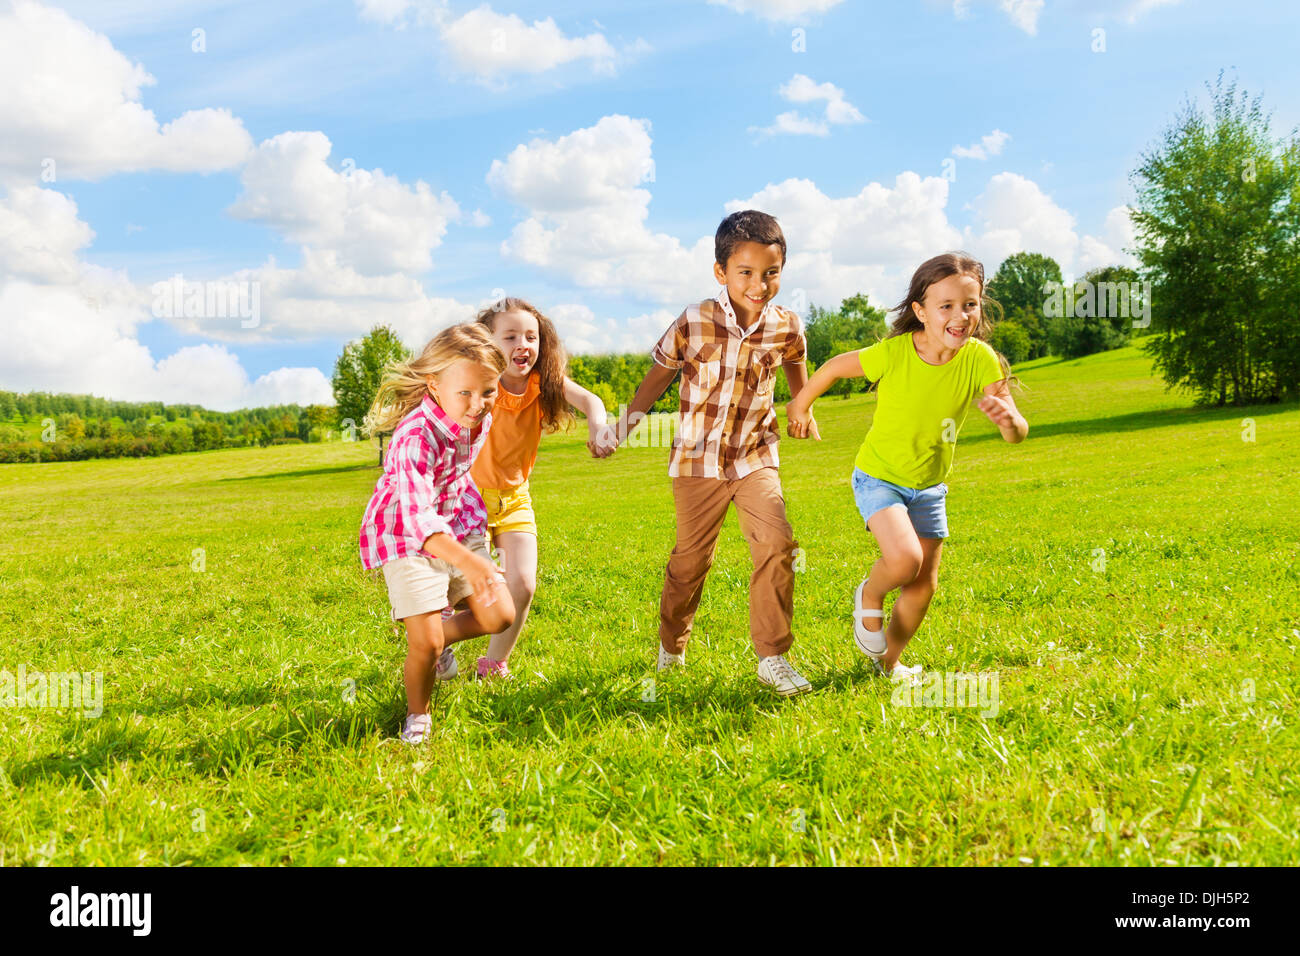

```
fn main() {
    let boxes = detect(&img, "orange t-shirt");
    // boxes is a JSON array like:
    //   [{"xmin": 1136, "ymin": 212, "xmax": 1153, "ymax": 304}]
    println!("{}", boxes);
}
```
[{"xmin": 471, "ymin": 372, "xmax": 543, "ymax": 491}]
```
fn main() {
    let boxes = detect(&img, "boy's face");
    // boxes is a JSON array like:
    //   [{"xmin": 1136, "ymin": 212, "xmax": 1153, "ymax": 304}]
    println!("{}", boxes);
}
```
[
  {"xmin": 713, "ymin": 241, "xmax": 784, "ymax": 322},
  {"xmin": 426, "ymin": 359, "xmax": 500, "ymax": 430}
]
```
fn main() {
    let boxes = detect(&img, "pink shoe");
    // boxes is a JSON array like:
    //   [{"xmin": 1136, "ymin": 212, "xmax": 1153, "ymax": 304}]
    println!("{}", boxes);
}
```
[{"xmin": 475, "ymin": 657, "xmax": 512, "ymax": 680}]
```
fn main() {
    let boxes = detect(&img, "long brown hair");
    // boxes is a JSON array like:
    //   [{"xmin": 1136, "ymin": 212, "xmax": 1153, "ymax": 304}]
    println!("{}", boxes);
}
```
[
  {"xmin": 475, "ymin": 297, "xmax": 575, "ymax": 434},
  {"xmin": 889, "ymin": 251, "xmax": 1013, "ymax": 382},
  {"xmin": 363, "ymin": 323, "xmax": 506, "ymax": 437}
]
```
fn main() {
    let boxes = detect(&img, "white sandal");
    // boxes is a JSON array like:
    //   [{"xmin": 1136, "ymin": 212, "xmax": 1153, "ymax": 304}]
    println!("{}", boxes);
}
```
[{"xmin": 853, "ymin": 580, "xmax": 887, "ymax": 659}]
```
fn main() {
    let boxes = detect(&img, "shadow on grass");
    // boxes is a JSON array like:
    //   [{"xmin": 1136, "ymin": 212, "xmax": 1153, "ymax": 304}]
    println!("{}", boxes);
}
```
[
  {"xmin": 963, "ymin": 400, "xmax": 1297, "ymax": 447},
  {"xmin": 217, "ymin": 463, "xmax": 377, "ymax": 483},
  {"xmin": 7, "ymin": 686, "xmax": 395, "ymax": 788},
  {"xmin": 9, "ymin": 654, "xmax": 896, "ymax": 786}
]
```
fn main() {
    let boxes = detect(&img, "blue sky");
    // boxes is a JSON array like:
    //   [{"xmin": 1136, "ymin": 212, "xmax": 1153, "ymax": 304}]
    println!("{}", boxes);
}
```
[{"xmin": 2, "ymin": 0, "xmax": 1297, "ymax": 409}]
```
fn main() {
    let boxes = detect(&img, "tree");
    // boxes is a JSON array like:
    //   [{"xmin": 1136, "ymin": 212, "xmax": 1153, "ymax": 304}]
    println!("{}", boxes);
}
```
[
  {"xmin": 990, "ymin": 320, "xmax": 1031, "ymax": 365},
  {"xmin": 986, "ymin": 252, "xmax": 1063, "ymax": 359},
  {"xmin": 333, "ymin": 325, "xmax": 412, "ymax": 463},
  {"xmin": 1046, "ymin": 266, "xmax": 1138, "ymax": 359},
  {"xmin": 1131, "ymin": 75, "xmax": 1300, "ymax": 405},
  {"xmin": 804, "ymin": 294, "xmax": 888, "ymax": 368}
]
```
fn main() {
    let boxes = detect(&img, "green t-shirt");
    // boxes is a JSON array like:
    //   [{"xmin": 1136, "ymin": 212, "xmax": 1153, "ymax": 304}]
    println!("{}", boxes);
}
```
[{"xmin": 854, "ymin": 334, "xmax": 1005, "ymax": 489}]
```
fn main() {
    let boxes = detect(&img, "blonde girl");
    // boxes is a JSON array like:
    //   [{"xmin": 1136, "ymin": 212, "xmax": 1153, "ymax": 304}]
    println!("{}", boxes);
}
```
[
  {"xmin": 359, "ymin": 323, "xmax": 515, "ymax": 743},
  {"xmin": 462, "ymin": 297, "xmax": 610, "ymax": 679},
  {"xmin": 787, "ymin": 252, "xmax": 1028, "ymax": 681}
]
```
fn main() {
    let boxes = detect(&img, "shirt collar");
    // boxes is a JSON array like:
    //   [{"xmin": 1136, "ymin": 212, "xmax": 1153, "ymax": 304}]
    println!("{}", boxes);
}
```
[
  {"xmin": 714, "ymin": 286, "xmax": 773, "ymax": 337},
  {"xmin": 422, "ymin": 393, "xmax": 463, "ymax": 440}
]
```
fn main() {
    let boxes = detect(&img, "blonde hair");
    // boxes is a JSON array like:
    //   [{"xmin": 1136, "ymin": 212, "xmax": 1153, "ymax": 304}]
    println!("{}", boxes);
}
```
[{"xmin": 363, "ymin": 323, "xmax": 506, "ymax": 437}]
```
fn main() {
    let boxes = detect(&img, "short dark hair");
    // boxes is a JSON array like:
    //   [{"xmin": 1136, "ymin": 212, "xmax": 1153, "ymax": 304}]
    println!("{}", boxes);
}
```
[{"xmin": 715, "ymin": 210, "xmax": 786, "ymax": 268}]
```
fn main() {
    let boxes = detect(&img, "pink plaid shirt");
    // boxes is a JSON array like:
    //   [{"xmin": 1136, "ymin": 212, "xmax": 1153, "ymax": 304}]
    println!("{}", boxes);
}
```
[{"xmin": 359, "ymin": 395, "xmax": 491, "ymax": 570}]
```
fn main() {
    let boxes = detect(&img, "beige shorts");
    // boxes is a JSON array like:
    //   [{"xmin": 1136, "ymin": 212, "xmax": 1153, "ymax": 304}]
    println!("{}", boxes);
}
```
[{"xmin": 380, "ymin": 533, "xmax": 502, "ymax": 621}]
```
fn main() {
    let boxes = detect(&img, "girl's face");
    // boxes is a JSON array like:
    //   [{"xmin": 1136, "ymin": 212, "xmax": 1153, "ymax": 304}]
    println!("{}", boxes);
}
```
[
  {"xmin": 912, "ymin": 273, "xmax": 982, "ymax": 350},
  {"xmin": 490, "ymin": 311, "xmax": 540, "ymax": 382},
  {"xmin": 427, "ymin": 359, "xmax": 500, "ymax": 430}
]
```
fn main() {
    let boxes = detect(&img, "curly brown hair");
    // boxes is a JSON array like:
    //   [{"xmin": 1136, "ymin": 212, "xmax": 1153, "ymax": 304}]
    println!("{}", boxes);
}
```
[{"xmin": 474, "ymin": 297, "xmax": 575, "ymax": 434}]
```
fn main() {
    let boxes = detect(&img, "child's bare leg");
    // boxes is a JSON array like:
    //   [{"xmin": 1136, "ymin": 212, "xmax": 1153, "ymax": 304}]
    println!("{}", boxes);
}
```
[
  {"xmin": 881, "ymin": 538, "xmax": 943, "ymax": 670},
  {"xmin": 862, "ymin": 507, "xmax": 925, "ymax": 638},
  {"xmin": 485, "ymin": 531, "xmax": 537, "ymax": 662},
  {"xmin": 403, "ymin": 611, "xmax": 445, "ymax": 715},
  {"xmin": 442, "ymin": 580, "xmax": 515, "ymax": 646}
]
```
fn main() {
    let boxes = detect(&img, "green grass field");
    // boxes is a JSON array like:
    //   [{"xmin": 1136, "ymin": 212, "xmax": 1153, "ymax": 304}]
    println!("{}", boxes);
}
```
[{"xmin": 1, "ymin": 345, "xmax": 1297, "ymax": 865}]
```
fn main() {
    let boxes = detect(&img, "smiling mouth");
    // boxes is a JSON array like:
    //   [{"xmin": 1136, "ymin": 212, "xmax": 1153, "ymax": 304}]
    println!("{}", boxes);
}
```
[
  {"xmin": 946, "ymin": 326, "xmax": 969, "ymax": 338},
  {"xmin": 512, "ymin": 355, "xmax": 531, "ymax": 369}
]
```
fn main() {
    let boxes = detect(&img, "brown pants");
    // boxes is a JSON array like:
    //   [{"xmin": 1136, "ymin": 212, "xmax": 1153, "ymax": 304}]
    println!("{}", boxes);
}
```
[{"xmin": 659, "ymin": 467, "xmax": 796, "ymax": 658}]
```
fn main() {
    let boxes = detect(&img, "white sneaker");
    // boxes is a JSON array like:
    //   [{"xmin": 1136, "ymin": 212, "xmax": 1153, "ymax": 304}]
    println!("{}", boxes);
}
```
[
  {"xmin": 757, "ymin": 655, "xmax": 813, "ymax": 696},
  {"xmin": 657, "ymin": 645, "xmax": 686, "ymax": 671},
  {"xmin": 853, "ymin": 580, "xmax": 887, "ymax": 659},
  {"xmin": 872, "ymin": 658, "xmax": 923, "ymax": 685},
  {"xmin": 400, "ymin": 713, "xmax": 432, "ymax": 744},
  {"xmin": 435, "ymin": 647, "xmax": 457, "ymax": 680}
]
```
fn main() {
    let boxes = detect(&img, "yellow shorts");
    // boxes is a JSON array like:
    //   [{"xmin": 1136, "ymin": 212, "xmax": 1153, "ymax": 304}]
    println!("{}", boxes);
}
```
[{"xmin": 478, "ymin": 481, "xmax": 537, "ymax": 540}]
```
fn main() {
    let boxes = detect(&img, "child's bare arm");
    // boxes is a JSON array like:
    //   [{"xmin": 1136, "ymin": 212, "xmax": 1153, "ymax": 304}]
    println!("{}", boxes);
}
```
[
  {"xmin": 608, "ymin": 363, "xmax": 678, "ymax": 448},
  {"xmin": 978, "ymin": 380, "xmax": 1029, "ymax": 443},
  {"xmin": 562, "ymin": 377, "xmax": 608, "ymax": 428},
  {"xmin": 787, "ymin": 351, "xmax": 864, "ymax": 438},
  {"xmin": 421, "ymin": 532, "xmax": 502, "ymax": 605}
]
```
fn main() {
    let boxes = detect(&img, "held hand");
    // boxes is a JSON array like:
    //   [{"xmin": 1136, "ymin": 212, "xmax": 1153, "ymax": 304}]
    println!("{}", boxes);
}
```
[
  {"xmin": 587, "ymin": 422, "xmax": 619, "ymax": 459},
  {"xmin": 978, "ymin": 394, "xmax": 1016, "ymax": 428},
  {"xmin": 458, "ymin": 552, "xmax": 504, "ymax": 606},
  {"xmin": 785, "ymin": 403, "xmax": 820, "ymax": 440}
]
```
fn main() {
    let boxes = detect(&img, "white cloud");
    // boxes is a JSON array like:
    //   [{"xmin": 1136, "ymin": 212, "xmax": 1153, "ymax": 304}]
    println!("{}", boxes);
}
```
[
  {"xmin": 751, "ymin": 111, "xmax": 830, "ymax": 138},
  {"xmin": 228, "ymin": 131, "xmax": 460, "ymax": 276},
  {"xmin": 549, "ymin": 303, "xmax": 676, "ymax": 356},
  {"xmin": 0, "ymin": 0, "xmax": 253, "ymax": 184},
  {"xmin": 752, "ymin": 74, "xmax": 865, "ymax": 138},
  {"xmin": 354, "ymin": 1, "xmax": 638, "ymax": 84},
  {"xmin": 952, "ymin": 129, "xmax": 1011, "ymax": 160},
  {"xmin": 437, "ymin": 5, "xmax": 617, "ymax": 81},
  {"xmin": 728, "ymin": 174, "xmax": 964, "ymax": 310},
  {"xmin": 488, "ymin": 115, "xmax": 714, "ymax": 304},
  {"xmin": 0, "ymin": 185, "xmax": 331, "ymax": 410},
  {"xmin": 708, "ymin": 0, "xmax": 845, "ymax": 21},
  {"xmin": 193, "ymin": 248, "xmax": 476, "ymax": 346},
  {"xmin": 355, "ymin": 0, "xmax": 413, "ymax": 25},
  {"xmin": 1000, "ymin": 0, "xmax": 1044, "ymax": 34},
  {"xmin": 963, "ymin": 173, "xmax": 1135, "ymax": 278}
]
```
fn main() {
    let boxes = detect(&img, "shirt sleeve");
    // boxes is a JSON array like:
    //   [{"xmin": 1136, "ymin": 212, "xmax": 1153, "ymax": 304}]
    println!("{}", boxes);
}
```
[
  {"xmin": 974, "ymin": 341, "xmax": 1006, "ymax": 392},
  {"xmin": 780, "ymin": 308, "xmax": 807, "ymax": 364},
  {"xmin": 650, "ymin": 310, "xmax": 689, "ymax": 370},
  {"xmin": 393, "ymin": 437, "xmax": 452, "ymax": 548},
  {"xmin": 858, "ymin": 340, "xmax": 887, "ymax": 382}
]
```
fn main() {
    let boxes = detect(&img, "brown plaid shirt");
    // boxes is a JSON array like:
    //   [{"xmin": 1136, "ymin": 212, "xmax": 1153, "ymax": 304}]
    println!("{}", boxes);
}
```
[{"xmin": 651, "ymin": 288, "xmax": 807, "ymax": 480}]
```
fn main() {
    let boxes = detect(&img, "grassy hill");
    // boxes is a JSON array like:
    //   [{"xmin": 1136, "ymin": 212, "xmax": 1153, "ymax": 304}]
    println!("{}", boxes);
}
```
[{"xmin": 1, "ymin": 345, "xmax": 1297, "ymax": 864}]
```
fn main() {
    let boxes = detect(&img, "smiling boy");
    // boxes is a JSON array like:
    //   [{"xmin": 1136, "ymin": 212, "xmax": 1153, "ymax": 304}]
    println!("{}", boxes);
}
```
[{"xmin": 599, "ymin": 210, "xmax": 817, "ymax": 696}]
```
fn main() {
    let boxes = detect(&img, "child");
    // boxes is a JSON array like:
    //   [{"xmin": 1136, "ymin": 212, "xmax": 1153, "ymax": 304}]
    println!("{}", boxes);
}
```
[
  {"xmin": 596, "ymin": 210, "xmax": 816, "ymax": 697},
  {"xmin": 359, "ymin": 323, "xmax": 516, "ymax": 744},
  {"xmin": 463, "ymin": 297, "xmax": 611, "ymax": 679},
  {"xmin": 786, "ymin": 252, "xmax": 1028, "ymax": 681}
]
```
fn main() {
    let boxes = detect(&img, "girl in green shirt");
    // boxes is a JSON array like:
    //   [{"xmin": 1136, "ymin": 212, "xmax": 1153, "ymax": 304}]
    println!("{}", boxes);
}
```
[{"xmin": 787, "ymin": 252, "xmax": 1028, "ymax": 682}]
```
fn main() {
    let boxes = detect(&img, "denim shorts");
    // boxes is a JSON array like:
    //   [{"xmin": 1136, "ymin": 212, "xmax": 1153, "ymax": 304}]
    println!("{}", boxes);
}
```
[{"xmin": 851, "ymin": 468, "xmax": 949, "ymax": 539}]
